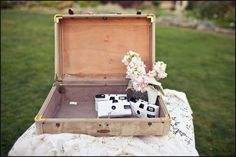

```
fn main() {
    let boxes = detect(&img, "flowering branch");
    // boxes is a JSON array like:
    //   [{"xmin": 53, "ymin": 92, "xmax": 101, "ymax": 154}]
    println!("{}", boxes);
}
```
[{"xmin": 122, "ymin": 50, "xmax": 167, "ymax": 96}]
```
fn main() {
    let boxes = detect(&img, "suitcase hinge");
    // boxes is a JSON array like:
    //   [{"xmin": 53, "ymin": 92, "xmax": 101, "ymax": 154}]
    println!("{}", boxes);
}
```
[
  {"xmin": 53, "ymin": 80, "xmax": 63, "ymax": 87},
  {"xmin": 165, "ymin": 114, "xmax": 171, "ymax": 120},
  {"xmin": 54, "ymin": 74, "xmax": 60, "ymax": 81},
  {"xmin": 54, "ymin": 74, "xmax": 58, "ymax": 81},
  {"xmin": 167, "ymin": 113, "xmax": 170, "ymax": 119},
  {"xmin": 147, "ymin": 14, "xmax": 156, "ymax": 23},
  {"xmin": 161, "ymin": 114, "xmax": 170, "ymax": 122},
  {"xmin": 35, "ymin": 114, "xmax": 45, "ymax": 121},
  {"xmin": 54, "ymin": 14, "xmax": 63, "ymax": 23},
  {"xmin": 54, "ymin": 74, "xmax": 63, "ymax": 82}
]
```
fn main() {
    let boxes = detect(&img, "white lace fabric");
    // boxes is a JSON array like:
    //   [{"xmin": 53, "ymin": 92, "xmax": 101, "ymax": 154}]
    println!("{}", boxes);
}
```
[{"xmin": 8, "ymin": 89, "xmax": 199, "ymax": 156}]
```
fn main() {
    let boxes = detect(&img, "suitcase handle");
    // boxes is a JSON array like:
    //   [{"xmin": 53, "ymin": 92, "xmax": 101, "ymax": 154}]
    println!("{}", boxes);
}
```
[
  {"xmin": 137, "ymin": 10, "xmax": 142, "ymax": 15},
  {"xmin": 68, "ymin": 8, "xmax": 74, "ymax": 15},
  {"xmin": 97, "ymin": 129, "xmax": 110, "ymax": 133}
]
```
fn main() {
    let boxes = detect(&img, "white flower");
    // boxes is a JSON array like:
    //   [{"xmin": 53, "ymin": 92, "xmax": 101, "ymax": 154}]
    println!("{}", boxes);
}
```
[
  {"xmin": 122, "ymin": 51, "xmax": 167, "ymax": 93},
  {"xmin": 126, "ymin": 56, "xmax": 146, "ymax": 79},
  {"xmin": 122, "ymin": 55, "xmax": 130, "ymax": 66},
  {"xmin": 155, "ymin": 71, "xmax": 167, "ymax": 80},
  {"xmin": 153, "ymin": 61, "xmax": 167, "ymax": 72},
  {"xmin": 122, "ymin": 50, "xmax": 140, "ymax": 66},
  {"xmin": 147, "ymin": 70, "xmax": 157, "ymax": 77},
  {"xmin": 152, "ymin": 61, "xmax": 167, "ymax": 80},
  {"xmin": 128, "ymin": 50, "xmax": 140, "ymax": 58},
  {"xmin": 132, "ymin": 75, "xmax": 148, "ymax": 93}
]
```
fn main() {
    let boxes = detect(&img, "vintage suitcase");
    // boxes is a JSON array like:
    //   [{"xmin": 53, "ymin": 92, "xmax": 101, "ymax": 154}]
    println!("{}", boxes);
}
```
[{"xmin": 34, "ymin": 13, "xmax": 171, "ymax": 136}]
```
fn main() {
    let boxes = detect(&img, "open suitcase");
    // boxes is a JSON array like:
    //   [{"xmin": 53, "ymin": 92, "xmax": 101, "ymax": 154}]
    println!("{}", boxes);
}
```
[{"xmin": 34, "ymin": 13, "xmax": 171, "ymax": 136}]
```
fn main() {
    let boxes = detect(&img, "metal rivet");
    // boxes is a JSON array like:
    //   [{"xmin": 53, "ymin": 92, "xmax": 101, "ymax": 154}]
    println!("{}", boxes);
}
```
[
  {"xmin": 137, "ymin": 10, "xmax": 142, "ymax": 15},
  {"xmin": 102, "ymin": 17, "xmax": 108, "ymax": 20},
  {"xmin": 56, "ymin": 123, "xmax": 60, "ymax": 128},
  {"xmin": 58, "ymin": 86, "xmax": 65, "ymax": 94},
  {"xmin": 68, "ymin": 8, "xmax": 74, "ymax": 15}
]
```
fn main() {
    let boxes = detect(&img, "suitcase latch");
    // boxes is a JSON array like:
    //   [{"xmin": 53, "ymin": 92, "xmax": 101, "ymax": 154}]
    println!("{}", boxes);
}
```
[
  {"xmin": 147, "ymin": 14, "xmax": 156, "ymax": 23},
  {"xmin": 54, "ymin": 14, "xmax": 63, "ymax": 23},
  {"xmin": 137, "ymin": 10, "xmax": 142, "ymax": 15},
  {"xmin": 58, "ymin": 85, "xmax": 66, "ymax": 94},
  {"xmin": 97, "ymin": 129, "xmax": 110, "ymax": 133},
  {"xmin": 34, "ymin": 114, "xmax": 45, "ymax": 121}
]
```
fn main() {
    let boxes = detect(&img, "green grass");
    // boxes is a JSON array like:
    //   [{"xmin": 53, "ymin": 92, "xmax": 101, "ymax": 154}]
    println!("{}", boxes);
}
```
[
  {"xmin": 1, "ymin": 9, "xmax": 235, "ymax": 156},
  {"xmin": 156, "ymin": 25, "xmax": 235, "ymax": 155}
]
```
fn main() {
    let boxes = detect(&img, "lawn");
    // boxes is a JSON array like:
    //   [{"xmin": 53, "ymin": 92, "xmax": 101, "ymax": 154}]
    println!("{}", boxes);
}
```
[{"xmin": 1, "ymin": 9, "xmax": 235, "ymax": 156}]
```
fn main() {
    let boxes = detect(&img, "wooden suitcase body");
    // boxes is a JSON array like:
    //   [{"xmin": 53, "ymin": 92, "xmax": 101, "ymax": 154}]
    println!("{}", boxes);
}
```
[{"xmin": 34, "ymin": 14, "xmax": 171, "ymax": 136}]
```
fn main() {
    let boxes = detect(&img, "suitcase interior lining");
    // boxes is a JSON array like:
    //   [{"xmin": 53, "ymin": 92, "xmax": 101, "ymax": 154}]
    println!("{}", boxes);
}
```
[
  {"xmin": 60, "ymin": 17, "xmax": 151, "ymax": 78},
  {"xmin": 43, "ymin": 85, "xmax": 166, "ymax": 119}
]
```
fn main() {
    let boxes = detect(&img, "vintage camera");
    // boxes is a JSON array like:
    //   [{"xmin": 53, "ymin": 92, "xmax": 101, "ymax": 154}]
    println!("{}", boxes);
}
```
[
  {"xmin": 95, "ymin": 94, "xmax": 132, "ymax": 118},
  {"xmin": 129, "ymin": 97, "xmax": 159, "ymax": 118}
]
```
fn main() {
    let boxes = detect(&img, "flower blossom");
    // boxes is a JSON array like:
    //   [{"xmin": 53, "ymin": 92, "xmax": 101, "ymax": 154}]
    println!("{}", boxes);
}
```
[
  {"xmin": 152, "ymin": 61, "xmax": 167, "ymax": 80},
  {"xmin": 122, "ymin": 50, "xmax": 140, "ymax": 66},
  {"xmin": 132, "ymin": 75, "xmax": 148, "ymax": 93},
  {"xmin": 126, "ymin": 55, "xmax": 146, "ymax": 79},
  {"xmin": 122, "ymin": 51, "xmax": 167, "ymax": 93}
]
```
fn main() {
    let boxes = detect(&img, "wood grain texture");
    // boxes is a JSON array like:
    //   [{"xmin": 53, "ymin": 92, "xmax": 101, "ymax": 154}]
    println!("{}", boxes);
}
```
[
  {"xmin": 56, "ymin": 16, "xmax": 153, "ymax": 80},
  {"xmin": 41, "ymin": 119, "xmax": 167, "ymax": 136}
]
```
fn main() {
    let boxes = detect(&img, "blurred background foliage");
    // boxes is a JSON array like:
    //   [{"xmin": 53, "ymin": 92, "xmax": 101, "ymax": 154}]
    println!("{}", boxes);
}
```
[
  {"xmin": 186, "ymin": 1, "xmax": 235, "ymax": 28},
  {"xmin": 1, "ymin": 1, "xmax": 235, "ymax": 29}
]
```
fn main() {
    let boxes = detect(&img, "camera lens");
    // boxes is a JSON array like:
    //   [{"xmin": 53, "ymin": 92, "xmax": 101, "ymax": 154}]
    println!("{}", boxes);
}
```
[
  {"xmin": 147, "ymin": 106, "xmax": 155, "ymax": 112},
  {"xmin": 111, "ymin": 105, "xmax": 116, "ymax": 110}
]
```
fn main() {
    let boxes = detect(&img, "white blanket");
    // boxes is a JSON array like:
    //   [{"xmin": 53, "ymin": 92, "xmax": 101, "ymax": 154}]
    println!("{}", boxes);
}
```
[{"xmin": 8, "ymin": 89, "xmax": 199, "ymax": 156}]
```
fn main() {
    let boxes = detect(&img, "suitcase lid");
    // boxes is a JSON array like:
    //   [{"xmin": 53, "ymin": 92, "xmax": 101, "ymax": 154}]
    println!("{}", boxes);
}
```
[{"xmin": 54, "ymin": 14, "xmax": 156, "ymax": 83}]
